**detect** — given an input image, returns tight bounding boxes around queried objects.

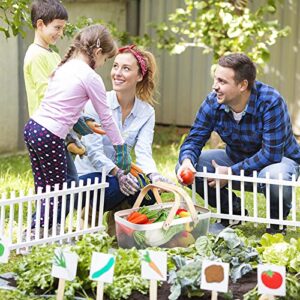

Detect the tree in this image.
[0,0,30,38]
[154,0,290,68]
[0,0,150,46]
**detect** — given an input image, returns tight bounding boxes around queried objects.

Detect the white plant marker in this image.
[0,236,10,263]
[141,250,167,300]
[257,264,286,297]
[51,248,78,300]
[201,260,230,299]
[89,252,116,300]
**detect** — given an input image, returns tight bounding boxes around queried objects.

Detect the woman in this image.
[74,45,171,213]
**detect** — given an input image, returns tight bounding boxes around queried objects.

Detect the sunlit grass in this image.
[0,126,299,241]
[0,154,33,196]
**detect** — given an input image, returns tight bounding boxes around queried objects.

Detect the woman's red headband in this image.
[118,45,148,77]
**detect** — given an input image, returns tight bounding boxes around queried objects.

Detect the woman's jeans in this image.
[178,149,299,220]
[64,172,155,214]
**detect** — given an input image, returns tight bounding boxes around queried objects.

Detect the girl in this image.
[23,24,131,229]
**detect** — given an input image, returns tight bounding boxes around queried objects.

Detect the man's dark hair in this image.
[31,0,68,28]
[218,53,257,90]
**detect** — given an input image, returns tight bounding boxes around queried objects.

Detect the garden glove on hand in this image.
[73,116,94,136]
[65,130,87,157]
[116,168,140,196]
[114,144,132,174]
[148,172,174,185]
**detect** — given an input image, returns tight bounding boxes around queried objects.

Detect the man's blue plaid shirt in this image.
[179,81,300,175]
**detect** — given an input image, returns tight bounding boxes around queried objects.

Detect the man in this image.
[176,53,300,234]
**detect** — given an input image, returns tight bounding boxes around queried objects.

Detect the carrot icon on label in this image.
[142,251,163,278]
[91,257,115,280]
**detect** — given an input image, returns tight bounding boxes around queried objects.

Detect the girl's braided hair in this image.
[59,24,117,69]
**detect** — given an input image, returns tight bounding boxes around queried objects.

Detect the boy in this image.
[24,0,93,162]
[24,0,68,117]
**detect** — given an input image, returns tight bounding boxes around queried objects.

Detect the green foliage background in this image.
[1,0,290,67]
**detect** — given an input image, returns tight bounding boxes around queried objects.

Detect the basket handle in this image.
[154,182,199,227]
[156,182,198,222]
[132,182,198,230]
[132,184,164,209]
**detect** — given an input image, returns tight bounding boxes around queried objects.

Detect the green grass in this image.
[0,154,33,196]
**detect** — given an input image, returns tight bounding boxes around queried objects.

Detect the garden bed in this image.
[127,271,257,300]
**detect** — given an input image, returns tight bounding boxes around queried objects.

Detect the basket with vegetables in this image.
[114,182,211,249]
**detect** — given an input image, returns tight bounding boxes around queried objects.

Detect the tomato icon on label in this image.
[261,270,283,289]
[180,169,195,185]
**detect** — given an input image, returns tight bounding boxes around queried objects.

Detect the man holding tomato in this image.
[176,53,300,235]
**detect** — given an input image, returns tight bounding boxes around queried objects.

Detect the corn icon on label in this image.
[141,250,167,281]
[89,252,116,283]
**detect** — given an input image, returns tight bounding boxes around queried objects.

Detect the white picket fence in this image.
[192,168,300,230]
[0,172,108,252]
[1,167,300,253]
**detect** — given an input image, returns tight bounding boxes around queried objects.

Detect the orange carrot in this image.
[131,163,143,174]
[143,251,163,278]
[86,120,106,135]
[127,211,141,221]
[130,168,139,177]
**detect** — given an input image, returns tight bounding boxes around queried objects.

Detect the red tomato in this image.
[180,169,195,185]
[261,270,283,289]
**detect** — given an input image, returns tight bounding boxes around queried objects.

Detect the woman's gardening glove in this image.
[148,172,173,184]
[65,130,87,157]
[114,144,132,174]
[73,116,94,136]
[116,168,140,196]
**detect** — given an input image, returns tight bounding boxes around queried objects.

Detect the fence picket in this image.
[84,178,91,230]
[91,177,100,228]
[8,191,15,241]
[98,169,106,227]
[240,170,246,224]
[0,193,6,236]
[291,174,297,230]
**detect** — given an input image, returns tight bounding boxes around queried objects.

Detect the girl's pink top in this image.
[32,58,123,145]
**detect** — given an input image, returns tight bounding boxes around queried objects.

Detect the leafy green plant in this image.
[257,233,300,273]
[0,0,31,38]
[154,0,290,68]
[0,0,150,47]
[53,249,66,268]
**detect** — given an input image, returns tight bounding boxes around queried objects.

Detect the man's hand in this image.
[176,159,196,185]
[208,160,230,188]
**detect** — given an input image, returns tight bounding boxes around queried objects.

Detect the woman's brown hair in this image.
[118,45,158,106]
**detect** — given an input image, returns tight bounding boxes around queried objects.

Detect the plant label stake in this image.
[201,260,230,300]
[0,236,11,264]
[141,250,167,300]
[257,264,286,297]
[89,252,116,300]
[51,248,78,300]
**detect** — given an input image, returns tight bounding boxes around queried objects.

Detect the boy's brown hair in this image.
[31,0,68,28]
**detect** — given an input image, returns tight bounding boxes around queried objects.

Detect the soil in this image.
[107,271,257,300]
